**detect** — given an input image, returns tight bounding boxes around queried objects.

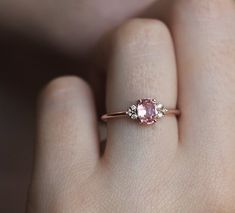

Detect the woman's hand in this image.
[0,0,168,53]
[27,1,235,212]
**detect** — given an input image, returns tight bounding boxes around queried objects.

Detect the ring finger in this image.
[103,19,179,174]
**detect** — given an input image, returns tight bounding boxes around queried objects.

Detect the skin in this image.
[6,0,233,212]
[0,0,170,54]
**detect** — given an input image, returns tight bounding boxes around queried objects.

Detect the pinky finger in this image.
[28,76,99,211]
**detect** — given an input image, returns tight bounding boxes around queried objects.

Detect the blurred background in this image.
[0,28,105,212]
[0,0,171,212]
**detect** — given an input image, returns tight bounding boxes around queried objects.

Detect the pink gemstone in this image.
[137,99,157,124]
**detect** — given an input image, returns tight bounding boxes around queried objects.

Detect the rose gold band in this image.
[101,98,180,125]
[101,109,180,121]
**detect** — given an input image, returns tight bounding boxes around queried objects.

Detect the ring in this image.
[101,98,180,125]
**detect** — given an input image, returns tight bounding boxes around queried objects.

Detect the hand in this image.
[0,0,169,54]
[27,1,235,212]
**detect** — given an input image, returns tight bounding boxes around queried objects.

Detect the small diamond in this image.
[157,104,164,110]
[131,114,138,119]
[131,105,137,110]
[157,112,164,118]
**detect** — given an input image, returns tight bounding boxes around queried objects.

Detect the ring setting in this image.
[101,98,180,125]
[127,99,168,124]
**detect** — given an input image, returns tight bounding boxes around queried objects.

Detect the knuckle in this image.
[114,18,171,49]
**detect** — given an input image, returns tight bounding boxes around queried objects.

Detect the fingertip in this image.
[39,75,92,106]
[35,74,99,187]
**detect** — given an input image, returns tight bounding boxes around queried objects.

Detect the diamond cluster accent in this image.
[127,105,138,119]
[155,103,167,119]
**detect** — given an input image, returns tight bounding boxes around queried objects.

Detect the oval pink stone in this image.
[137,99,157,124]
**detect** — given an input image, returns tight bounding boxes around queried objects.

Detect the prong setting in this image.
[152,99,157,103]
[133,99,168,124]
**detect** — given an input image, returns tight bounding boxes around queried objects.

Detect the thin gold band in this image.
[101,109,180,121]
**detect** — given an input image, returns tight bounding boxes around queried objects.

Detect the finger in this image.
[104,19,178,172]
[29,76,99,208]
[172,1,235,152]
